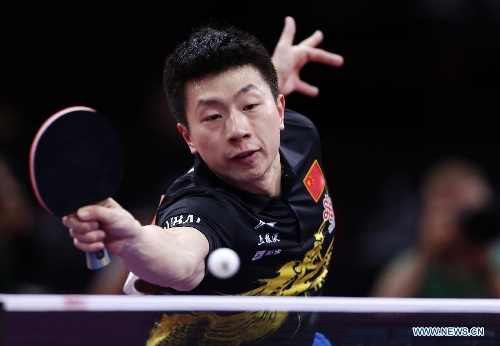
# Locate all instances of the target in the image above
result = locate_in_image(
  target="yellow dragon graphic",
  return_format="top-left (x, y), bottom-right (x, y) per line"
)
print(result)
top-left (147, 221), bottom-right (334, 346)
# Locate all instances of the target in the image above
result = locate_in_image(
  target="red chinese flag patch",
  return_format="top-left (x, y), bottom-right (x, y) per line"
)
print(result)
top-left (303, 160), bottom-right (326, 202)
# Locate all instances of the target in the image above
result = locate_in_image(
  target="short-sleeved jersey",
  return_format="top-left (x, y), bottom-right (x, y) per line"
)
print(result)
top-left (147, 109), bottom-right (336, 346)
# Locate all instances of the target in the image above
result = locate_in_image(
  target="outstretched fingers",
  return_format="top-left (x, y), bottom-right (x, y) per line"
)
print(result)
top-left (296, 21), bottom-right (344, 68)
top-left (305, 47), bottom-right (344, 68)
top-left (276, 16), bottom-right (297, 49)
top-left (299, 29), bottom-right (324, 48)
top-left (293, 80), bottom-right (320, 98)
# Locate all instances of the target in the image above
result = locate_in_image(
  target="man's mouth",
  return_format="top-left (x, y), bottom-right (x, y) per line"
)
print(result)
top-left (233, 150), bottom-right (257, 160)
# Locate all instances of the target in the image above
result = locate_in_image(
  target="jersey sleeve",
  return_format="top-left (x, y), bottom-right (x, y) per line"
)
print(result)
top-left (155, 194), bottom-right (235, 252)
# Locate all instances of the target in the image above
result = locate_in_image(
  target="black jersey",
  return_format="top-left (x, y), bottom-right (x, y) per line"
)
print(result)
top-left (148, 109), bottom-right (336, 346)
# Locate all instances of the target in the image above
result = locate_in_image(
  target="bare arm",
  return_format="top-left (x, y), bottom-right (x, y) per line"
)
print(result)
top-left (63, 198), bottom-right (209, 291)
top-left (370, 249), bottom-right (431, 297)
top-left (488, 272), bottom-right (500, 298)
top-left (372, 202), bottom-right (465, 298)
top-left (487, 243), bottom-right (500, 298)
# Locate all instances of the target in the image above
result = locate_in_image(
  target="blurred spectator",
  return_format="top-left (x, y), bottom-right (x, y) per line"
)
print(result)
top-left (0, 102), bottom-right (42, 293)
top-left (0, 152), bottom-right (41, 293)
top-left (371, 156), bottom-right (500, 298)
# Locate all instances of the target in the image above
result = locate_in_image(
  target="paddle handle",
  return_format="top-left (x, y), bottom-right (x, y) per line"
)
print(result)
top-left (86, 247), bottom-right (111, 270)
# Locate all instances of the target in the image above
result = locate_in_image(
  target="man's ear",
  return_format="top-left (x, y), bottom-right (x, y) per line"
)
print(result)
top-left (277, 94), bottom-right (285, 130)
top-left (177, 123), bottom-right (198, 154)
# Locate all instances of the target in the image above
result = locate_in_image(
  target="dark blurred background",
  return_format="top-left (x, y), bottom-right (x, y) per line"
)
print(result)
top-left (1, 1), bottom-right (500, 296)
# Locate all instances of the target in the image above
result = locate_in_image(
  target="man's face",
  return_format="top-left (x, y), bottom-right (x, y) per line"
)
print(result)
top-left (178, 65), bottom-right (285, 194)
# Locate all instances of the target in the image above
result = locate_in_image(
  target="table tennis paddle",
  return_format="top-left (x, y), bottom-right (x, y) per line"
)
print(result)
top-left (29, 106), bottom-right (123, 270)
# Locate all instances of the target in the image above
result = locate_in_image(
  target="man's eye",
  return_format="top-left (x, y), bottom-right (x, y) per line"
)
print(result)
top-left (206, 114), bottom-right (221, 121)
top-left (244, 103), bottom-right (258, 111)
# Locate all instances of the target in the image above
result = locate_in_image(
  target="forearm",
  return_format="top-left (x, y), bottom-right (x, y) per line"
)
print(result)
top-left (488, 274), bottom-right (500, 298)
top-left (118, 225), bottom-right (209, 291)
top-left (487, 247), bottom-right (500, 298)
top-left (371, 249), bottom-right (431, 297)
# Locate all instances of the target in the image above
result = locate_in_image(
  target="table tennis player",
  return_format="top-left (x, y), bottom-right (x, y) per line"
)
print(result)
top-left (63, 16), bottom-right (343, 346)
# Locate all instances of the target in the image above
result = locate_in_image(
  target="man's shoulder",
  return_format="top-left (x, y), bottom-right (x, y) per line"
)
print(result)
top-left (283, 109), bottom-right (319, 138)
top-left (282, 109), bottom-right (321, 154)
top-left (284, 108), bottom-right (315, 128)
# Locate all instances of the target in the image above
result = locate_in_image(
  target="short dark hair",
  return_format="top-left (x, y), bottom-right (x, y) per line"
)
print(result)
top-left (163, 24), bottom-right (280, 127)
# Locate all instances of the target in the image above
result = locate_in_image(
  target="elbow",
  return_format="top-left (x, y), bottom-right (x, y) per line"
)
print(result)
top-left (168, 261), bottom-right (206, 291)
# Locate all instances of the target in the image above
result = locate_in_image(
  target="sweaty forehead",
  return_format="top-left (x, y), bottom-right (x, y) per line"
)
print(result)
top-left (184, 65), bottom-right (270, 114)
top-left (187, 65), bottom-right (266, 97)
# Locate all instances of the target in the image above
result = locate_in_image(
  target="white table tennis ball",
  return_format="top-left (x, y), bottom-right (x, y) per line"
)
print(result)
top-left (207, 247), bottom-right (240, 279)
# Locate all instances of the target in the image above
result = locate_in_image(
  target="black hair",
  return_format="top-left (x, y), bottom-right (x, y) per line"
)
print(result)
top-left (163, 24), bottom-right (279, 127)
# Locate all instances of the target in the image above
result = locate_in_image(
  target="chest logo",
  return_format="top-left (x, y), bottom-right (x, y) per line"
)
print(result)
top-left (254, 220), bottom-right (277, 229)
top-left (303, 159), bottom-right (326, 202)
top-left (258, 233), bottom-right (280, 245)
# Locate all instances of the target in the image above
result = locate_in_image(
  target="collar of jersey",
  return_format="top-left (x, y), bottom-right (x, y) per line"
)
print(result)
top-left (191, 147), bottom-right (303, 212)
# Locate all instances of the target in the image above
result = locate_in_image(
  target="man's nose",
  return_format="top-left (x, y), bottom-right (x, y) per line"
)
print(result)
top-left (226, 112), bottom-right (251, 142)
